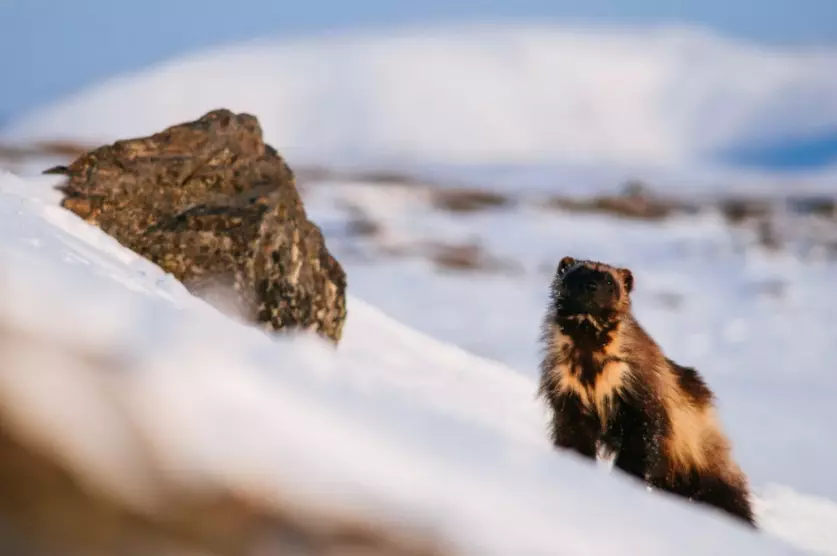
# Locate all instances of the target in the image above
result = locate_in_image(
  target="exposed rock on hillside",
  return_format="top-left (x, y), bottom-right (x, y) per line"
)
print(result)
top-left (46, 109), bottom-right (346, 343)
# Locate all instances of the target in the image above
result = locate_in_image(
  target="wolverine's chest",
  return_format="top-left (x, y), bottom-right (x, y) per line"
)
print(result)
top-left (563, 349), bottom-right (602, 387)
top-left (549, 335), bottom-right (629, 423)
top-left (553, 357), bottom-right (625, 407)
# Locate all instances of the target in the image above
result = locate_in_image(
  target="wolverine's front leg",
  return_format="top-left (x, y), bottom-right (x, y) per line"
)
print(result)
top-left (549, 392), bottom-right (598, 459)
top-left (612, 403), bottom-right (653, 482)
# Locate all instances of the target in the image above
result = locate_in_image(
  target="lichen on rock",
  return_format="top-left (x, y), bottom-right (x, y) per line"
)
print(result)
top-left (47, 109), bottom-right (347, 343)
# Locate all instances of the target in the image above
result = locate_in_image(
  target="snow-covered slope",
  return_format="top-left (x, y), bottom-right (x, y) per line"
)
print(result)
top-left (301, 177), bottom-right (837, 551)
top-left (5, 24), bottom-right (837, 172)
top-left (3, 21), bottom-right (837, 555)
top-left (0, 170), bottom-right (808, 554)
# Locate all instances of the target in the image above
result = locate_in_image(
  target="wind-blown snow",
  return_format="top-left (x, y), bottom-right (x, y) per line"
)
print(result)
top-left (5, 24), bottom-right (837, 171)
top-left (0, 168), bottom-right (812, 554)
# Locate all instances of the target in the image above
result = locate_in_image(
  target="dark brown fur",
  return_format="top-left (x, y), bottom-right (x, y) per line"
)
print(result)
top-left (538, 257), bottom-right (755, 526)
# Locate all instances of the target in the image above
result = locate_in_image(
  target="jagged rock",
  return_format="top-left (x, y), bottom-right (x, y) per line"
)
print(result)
top-left (47, 109), bottom-right (346, 343)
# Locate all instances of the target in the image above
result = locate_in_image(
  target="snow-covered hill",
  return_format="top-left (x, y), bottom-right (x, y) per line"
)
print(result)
top-left (5, 24), bottom-right (837, 175)
top-left (1, 169), bottom-right (811, 554)
top-left (2, 21), bottom-right (837, 555)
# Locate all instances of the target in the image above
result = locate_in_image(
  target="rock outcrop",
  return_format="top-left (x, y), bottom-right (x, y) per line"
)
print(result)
top-left (46, 109), bottom-right (346, 343)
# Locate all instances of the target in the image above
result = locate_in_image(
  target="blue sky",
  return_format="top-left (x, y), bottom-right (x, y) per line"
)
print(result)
top-left (1, 0), bottom-right (836, 119)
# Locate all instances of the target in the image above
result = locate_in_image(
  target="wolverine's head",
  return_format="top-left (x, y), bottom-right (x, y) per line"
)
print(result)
top-left (549, 256), bottom-right (633, 319)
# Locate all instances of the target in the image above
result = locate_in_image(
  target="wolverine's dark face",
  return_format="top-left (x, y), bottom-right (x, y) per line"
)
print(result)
top-left (551, 256), bottom-right (633, 317)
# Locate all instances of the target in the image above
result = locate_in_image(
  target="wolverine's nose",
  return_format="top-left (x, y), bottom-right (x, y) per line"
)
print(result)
top-left (584, 281), bottom-right (598, 292)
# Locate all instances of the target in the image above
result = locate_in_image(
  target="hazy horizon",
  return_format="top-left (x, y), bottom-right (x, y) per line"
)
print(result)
top-left (2, 0), bottom-right (836, 119)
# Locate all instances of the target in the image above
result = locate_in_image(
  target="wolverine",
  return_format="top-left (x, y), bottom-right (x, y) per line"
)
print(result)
top-left (538, 256), bottom-right (755, 526)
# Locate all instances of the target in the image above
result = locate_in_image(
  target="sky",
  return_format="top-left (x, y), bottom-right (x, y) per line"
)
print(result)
top-left (1, 0), bottom-right (837, 121)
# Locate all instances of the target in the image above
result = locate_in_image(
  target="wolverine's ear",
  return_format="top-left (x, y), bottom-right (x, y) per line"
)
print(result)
top-left (557, 256), bottom-right (577, 274)
top-left (617, 268), bottom-right (634, 293)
